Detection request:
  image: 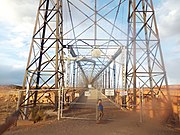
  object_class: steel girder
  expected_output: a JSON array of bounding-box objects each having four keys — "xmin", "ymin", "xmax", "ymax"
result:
[
  {"xmin": 19, "ymin": 0, "xmax": 64, "ymax": 118},
  {"xmin": 125, "ymin": 0, "xmax": 171, "ymax": 109},
  {"xmin": 19, "ymin": 0, "xmax": 172, "ymax": 119},
  {"xmin": 63, "ymin": 0, "xmax": 127, "ymax": 86}
]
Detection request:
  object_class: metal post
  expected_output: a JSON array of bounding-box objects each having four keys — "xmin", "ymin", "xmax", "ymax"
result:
[
  {"xmin": 24, "ymin": 77, "xmax": 31, "ymax": 120},
  {"xmin": 67, "ymin": 46, "xmax": 71, "ymax": 88},
  {"xmin": 96, "ymin": 87, "xmax": 98, "ymax": 121},
  {"xmin": 105, "ymin": 69, "xmax": 107, "ymax": 89},
  {"xmin": 132, "ymin": 0, "xmax": 137, "ymax": 110},
  {"xmin": 139, "ymin": 83, "xmax": 143, "ymax": 123},
  {"xmin": 60, "ymin": 87, "xmax": 64, "ymax": 118},
  {"xmin": 55, "ymin": 0, "xmax": 60, "ymax": 94},
  {"xmin": 77, "ymin": 67, "xmax": 79, "ymax": 87},
  {"xmin": 73, "ymin": 61, "xmax": 76, "ymax": 89},
  {"xmin": 102, "ymin": 72, "xmax": 104, "ymax": 89},
  {"xmin": 121, "ymin": 47, "xmax": 126, "ymax": 90},
  {"xmin": 58, "ymin": 89, "xmax": 61, "ymax": 120},
  {"xmin": 94, "ymin": 0, "xmax": 97, "ymax": 47},
  {"xmin": 113, "ymin": 61, "xmax": 116, "ymax": 90},
  {"xmin": 108, "ymin": 66, "xmax": 111, "ymax": 88},
  {"xmin": 55, "ymin": 0, "xmax": 60, "ymax": 111},
  {"xmin": 17, "ymin": 90, "xmax": 21, "ymax": 110}
]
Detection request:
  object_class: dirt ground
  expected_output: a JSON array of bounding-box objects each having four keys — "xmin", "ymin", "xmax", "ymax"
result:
[
  {"xmin": 3, "ymin": 87, "xmax": 180, "ymax": 135},
  {"xmin": 3, "ymin": 109, "xmax": 180, "ymax": 135},
  {"xmin": 0, "ymin": 86, "xmax": 18, "ymax": 125}
]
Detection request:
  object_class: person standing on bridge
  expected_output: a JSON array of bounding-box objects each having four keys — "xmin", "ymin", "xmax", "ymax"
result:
[{"xmin": 97, "ymin": 99, "xmax": 104, "ymax": 122}]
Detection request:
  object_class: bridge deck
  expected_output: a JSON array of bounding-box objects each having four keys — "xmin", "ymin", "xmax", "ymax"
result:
[{"xmin": 63, "ymin": 88, "xmax": 119, "ymax": 119}]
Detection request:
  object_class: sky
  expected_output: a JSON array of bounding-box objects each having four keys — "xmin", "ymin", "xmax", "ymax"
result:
[{"xmin": 0, "ymin": 0, "xmax": 179, "ymax": 85}]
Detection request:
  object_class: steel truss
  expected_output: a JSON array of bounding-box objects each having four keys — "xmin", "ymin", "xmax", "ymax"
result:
[
  {"xmin": 18, "ymin": 0, "xmax": 64, "ymax": 119},
  {"xmin": 18, "ymin": 0, "xmax": 171, "ymax": 119},
  {"xmin": 125, "ymin": 0, "xmax": 171, "ymax": 109},
  {"xmin": 63, "ymin": 0, "xmax": 127, "ymax": 86}
]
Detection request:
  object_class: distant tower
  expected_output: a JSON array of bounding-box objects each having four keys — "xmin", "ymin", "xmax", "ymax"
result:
[
  {"xmin": 125, "ymin": 0, "xmax": 170, "ymax": 108},
  {"xmin": 18, "ymin": 0, "xmax": 64, "ymax": 118}
]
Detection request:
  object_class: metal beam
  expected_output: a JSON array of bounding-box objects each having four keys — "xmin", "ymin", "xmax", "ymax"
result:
[
  {"xmin": 70, "ymin": 46, "xmax": 88, "ymax": 84},
  {"xmin": 77, "ymin": 57, "xmax": 96, "ymax": 64},
  {"xmin": 91, "ymin": 47, "xmax": 123, "ymax": 83}
]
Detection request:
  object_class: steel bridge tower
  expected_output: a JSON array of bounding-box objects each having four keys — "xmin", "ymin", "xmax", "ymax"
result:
[
  {"xmin": 18, "ymin": 0, "xmax": 64, "ymax": 119},
  {"xmin": 125, "ymin": 0, "xmax": 171, "ymax": 109},
  {"xmin": 17, "ymin": 0, "xmax": 172, "ymax": 119}
]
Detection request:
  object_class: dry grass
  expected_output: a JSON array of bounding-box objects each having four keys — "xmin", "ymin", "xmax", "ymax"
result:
[{"xmin": 0, "ymin": 86, "xmax": 18, "ymax": 124}]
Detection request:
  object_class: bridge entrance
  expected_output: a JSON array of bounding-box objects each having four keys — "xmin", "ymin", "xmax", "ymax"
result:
[
  {"xmin": 17, "ymin": 0, "xmax": 172, "ymax": 122},
  {"xmin": 61, "ymin": 87, "xmax": 119, "ymax": 120}
]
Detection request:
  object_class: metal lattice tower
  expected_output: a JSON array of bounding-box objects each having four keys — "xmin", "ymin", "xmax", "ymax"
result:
[
  {"xmin": 125, "ymin": 0, "xmax": 170, "ymax": 108},
  {"xmin": 17, "ymin": 0, "xmax": 171, "ymax": 119},
  {"xmin": 18, "ymin": 0, "xmax": 64, "ymax": 118}
]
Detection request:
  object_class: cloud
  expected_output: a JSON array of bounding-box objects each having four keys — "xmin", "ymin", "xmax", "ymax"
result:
[
  {"xmin": 155, "ymin": 0, "xmax": 180, "ymax": 84},
  {"xmin": 156, "ymin": 0, "xmax": 180, "ymax": 57},
  {"xmin": 0, "ymin": 0, "xmax": 38, "ymax": 49},
  {"xmin": 0, "ymin": 0, "xmax": 179, "ymax": 85},
  {"xmin": 0, "ymin": 64, "xmax": 25, "ymax": 85},
  {"xmin": 0, "ymin": 0, "xmax": 38, "ymax": 24},
  {"xmin": 166, "ymin": 58, "xmax": 180, "ymax": 84},
  {"xmin": 0, "ymin": 0, "xmax": 37, "ymax": 85},
  {"xmin": 156, "ymin": 0, "xmax": 180, "ymax": 38}
]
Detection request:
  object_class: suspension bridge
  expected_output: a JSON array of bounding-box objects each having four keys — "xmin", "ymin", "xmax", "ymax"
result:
[{"xmin": 1, "ymin": 0, "xmax": 179, "ymax": 134}]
